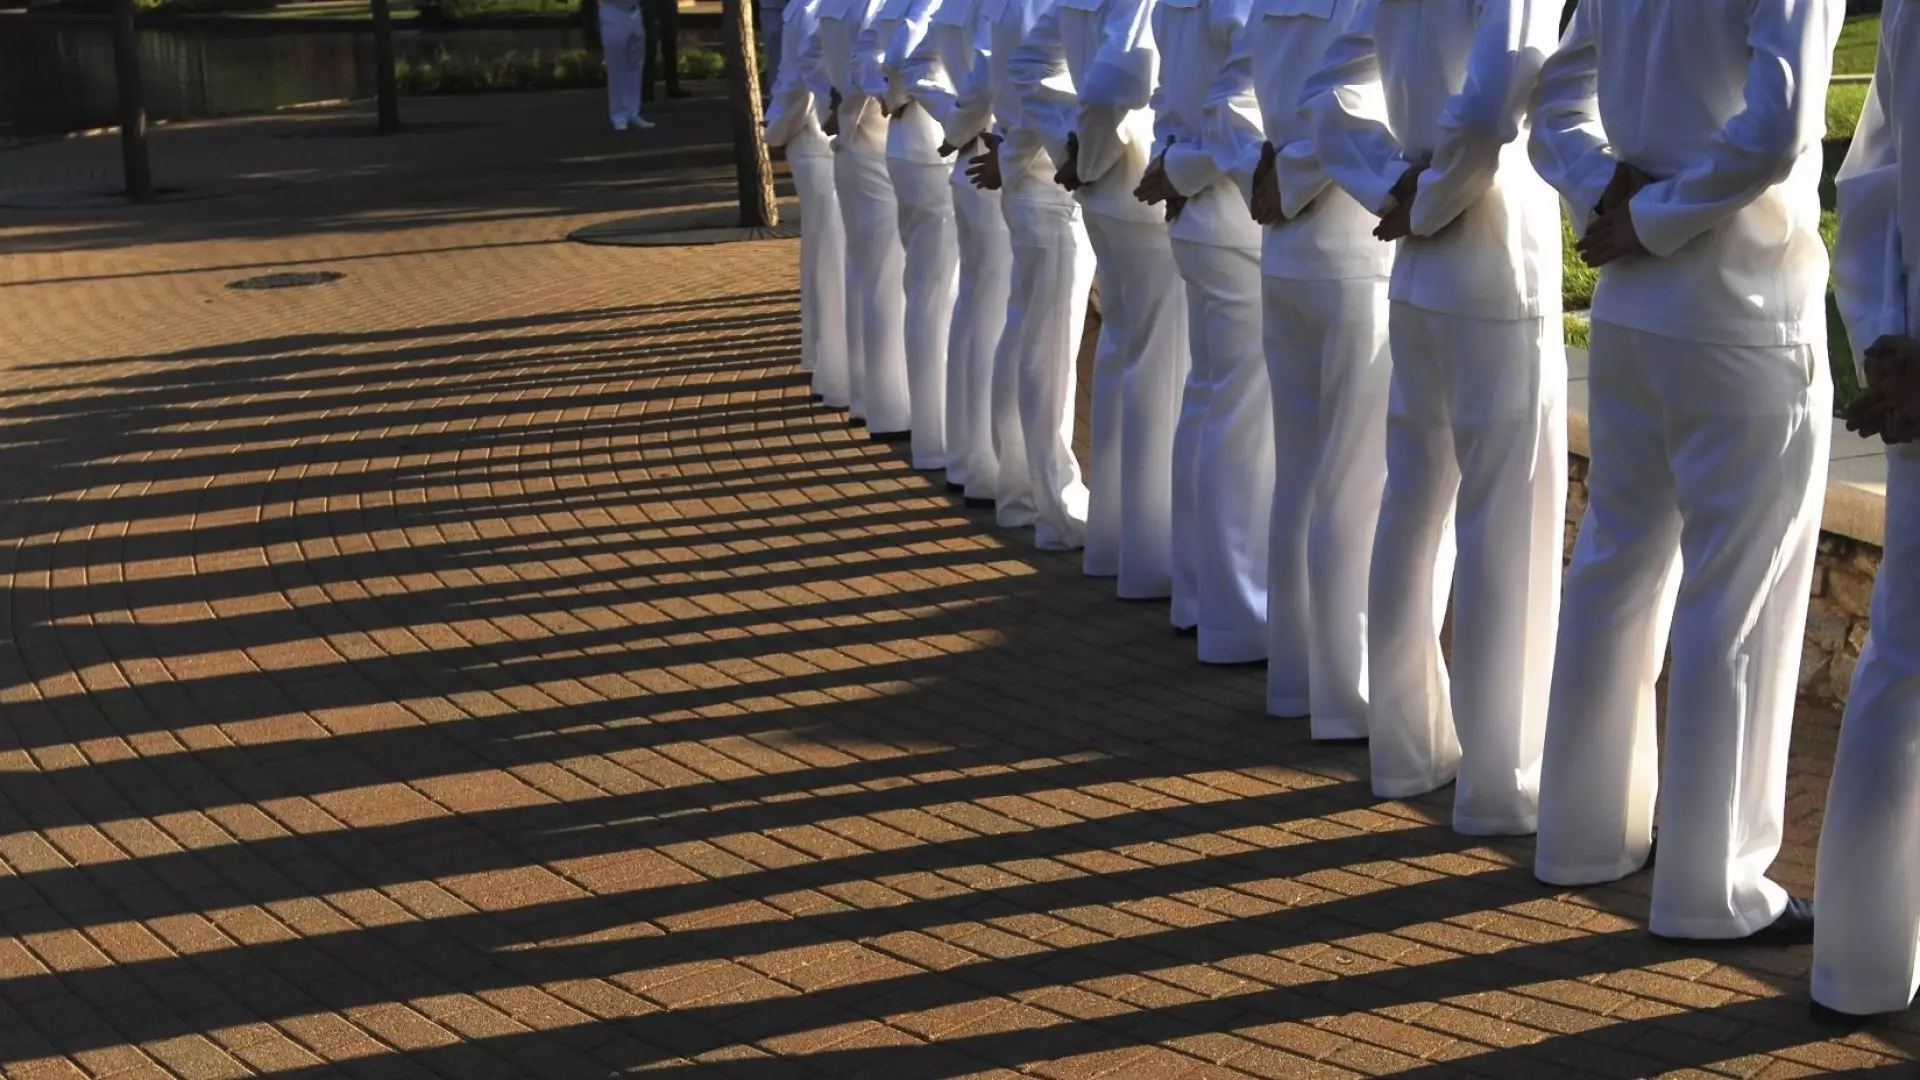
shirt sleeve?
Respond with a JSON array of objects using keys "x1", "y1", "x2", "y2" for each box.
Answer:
[
  {"x1": 883, "y1": 0, "x2": 941, "y2": 112},
  {"x1": 1077, "y1": 0, "x2": 1158, "y2": 183},
  {"x1": 798, "y1": 11, "x2": 836, "y2": 126},
  {"x1": 1161, "y1": 0, "x2": 1250, "y2": 196},
  {"x1": 1834, "y1": 58, "x2": 1908, "y2": 378},
  {"x1": 854, "y1": 12, "x2": 894, "y2": 100},
  {"x1": 764, "y1": 2, "x2": 817, "y2": 146},
  {"x1": 1007, "y1": 1, "x2": 1081, "y2": 169},
  {"x1": 901, "y1": 2, "x2": 959, "y2": 124},
  {"x1": 1300, "y1": 0, "x2": 1408, "y2": 214},
  {"x1": 1407, "y1": 0, "x2": 1555, "y2": 236},
  {"x1": 1526, "y1": 0, "x2": 1615, "y2": 235},
  {"x1": 1627, "y1": 0, "x2": 1840, "y2": 258},
  {"x1": 1204, "y1": 18, "x2": 1263, "y2": 206}
]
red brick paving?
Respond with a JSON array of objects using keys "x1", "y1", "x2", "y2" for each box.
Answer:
[{"x1": 0, "y1": 88, "x2": 1911, "y2": 1078}]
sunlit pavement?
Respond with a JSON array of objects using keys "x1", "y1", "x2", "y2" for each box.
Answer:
[{"x1": 0, "y1": 89, "x2": 1912, "y2": 1079}]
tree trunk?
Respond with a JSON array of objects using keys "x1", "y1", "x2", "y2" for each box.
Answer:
[
  {"x1": 112, "y1": 0, "x2": 153, "y2": 203},
  {"x1": 371, "y1": 0, "x2": 401, "y2": 134},
  {"x1": 720, "y1": 0, "x2": 778, "y2": 227}
]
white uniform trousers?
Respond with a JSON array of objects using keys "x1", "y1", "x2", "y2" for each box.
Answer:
[
  {"x1": 1369, "y1": 303, "x2": 1566, "y2": 835},
  {"x1": 1170, "y1": 283, "x2": 1211, "y2": 632},
  {"x1": 1265, "y1": 275, "x2": 1391, "y2": 731},
  {"x1": 949, "y1": 168, "x2": 1012, "y2": 498},
  {"x1": 599, "y1": 2, "x2": 647, "y2": 130},
  {"x1": 993, "y1": 185, "x2": 1095, "y2": 536},
  {"x1": 789, "y1": 127, "x2": 850, "y2": 408},
  {"x1": 1536, "y1": 321, "x2": 1828, "y2": 938},
  {"x1": 1082, "y1": 214, "x2": 1187, "y2": 597},
  {"x1": 890, "y1": 156, "x2": 960, "y2": 469},
  {"x1": 1815, "y1": 444, "x2": 1920, "y2": 1015},
  {"x1": 1173, "y1": 237, "x2": 1271, "y2": 663},
  {"x1": 832, "y1": 147, "x2": 912, "y2": 435}
]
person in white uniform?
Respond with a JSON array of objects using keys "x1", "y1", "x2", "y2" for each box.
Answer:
[
  {"x1": 902, "y1": 0, "x2": 1017, "y2": 505},
  {"x1": 1303, "y1": 0, "x2": 1566, "y2": 835},
  {"x1": 862, "y1": 0, "x2": 962, "y2": 470},
  {"x1": 970, "y1": 0, "x2": 1098, "y2": 536},
  {"x1": 1819, "y1": 0, "x2": 1920, "y2": 1018},
  {"x1": 806, "y1": 0, "x2": 915, "y2": 439},
  {"x1": 600, "y1": 0, "x2": 657, "y2": 131},
  {"x1": 1138, "y1": 0, "x2": 1269, "y2": 664},
  {"x1": 1531, "y1": 0, "x2": 1839, "y2": 942},
  {"x1": 1011, "y1": 0, "x2": 1189, "y2": 579},
  {"x1": 1211, "y1": 0, "x2": 1394, "y2": 730},
  {"x1": 765, "y1": 0, "x2": 853, "y2": 411}
]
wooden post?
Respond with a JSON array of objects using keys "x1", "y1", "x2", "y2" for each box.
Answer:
[
  {"x1": 111, "y1": 0, "x2": 153, "y2": 203},
  {"x1": 720, "y1": 0, "x2": 778, "y2": 227},
  {"x1": 371, "y1": 0, "x2": 401, "y2": 134}
]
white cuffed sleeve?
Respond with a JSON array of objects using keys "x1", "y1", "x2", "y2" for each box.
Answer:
[
  {"x1": 1526, "y1": 0, "x2": 1616, "y2": 235},
  {"x1": 1076, "y1": 0, "x2": 1157, "y2": 183},
  {"x1": 1834, "y1": 60, "x2": 1909, "y2": 378},
  {"x1": 1300, "y1": 0, "x2": 1408, "y2": 214},
  {"x1": 1626, "y1": 0, "x2": 1839, "y2": 258},
  {"x1": 1408, "y1": 0, "x2": 1555, "y2": 237},
  {"x1": 1007, "y1": 1, "x2": 1080, "y2": 169},
  {"x1": 764, "y1": 1, "x2": 818, "y2": 146},
  {"x1": 1205, "y1": 26, "x2": 1263, "y2": 205}
]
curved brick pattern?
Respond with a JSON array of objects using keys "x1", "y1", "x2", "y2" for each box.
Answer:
[{"x1": 0, "y1": 90, "x2": 1912, "y2": 1080}]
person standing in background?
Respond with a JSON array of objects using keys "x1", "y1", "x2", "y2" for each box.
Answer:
[
  {"x1": 1530, "y1": 0, "x2": 1839, "y2": 943},
  {"x1": 972, "y1": 0, "x2": 1098, "y2": 540},
  {"x1": 600, "y1": 0, "x2": 656, "y2": 130},
  {"x1": 1010, "y1": 0, "x2": 1188, "y2": 585},
  {"x1": 1212, "y1": 0, "x2": 1394, "y2": 734},
  {"x1": 643, "y1": 0, "x2": 691, "y2": 102},
  {"x1": 806, "y1": 0, "x2": 916, "y2": 440},
  {"x1": 862, "y1": 0, "x2": 963, "y2": 472},
  {"x1": 1817, "y1": 0, "x2": 1920, "y2": 1023},
  {"x1": 1139, "y1": 0, "x2": 1271, "y2": 666},
  {"x1": 765, "y1": 0, "x2": 852, "y2": 409},
  {"x1": 1303, "y1": 0, "x2": 1566, "y2": 836},
  {"x1": 903, "y1": 0, "x2": 1016, "y2": 506}
]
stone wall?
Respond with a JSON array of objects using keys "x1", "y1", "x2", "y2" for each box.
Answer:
[{"x1": 1562, "y1": 453, "x2": 1878, "y2": 710}]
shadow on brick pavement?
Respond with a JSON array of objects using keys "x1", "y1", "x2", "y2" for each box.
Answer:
[{"x1": 0, "y1": 86, "x2": 1911, "y2": 1079}]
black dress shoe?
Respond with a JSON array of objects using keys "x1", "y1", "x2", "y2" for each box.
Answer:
[
  {"x1": 870, "y1": 429, "x2": 911, "y2": 444},
  {"x1": 1810, "y1": 1000, "x2": 1892, "y2": 1030},
  {"x1": 1654, "y1": 896, "x2": 1814, "y2": 947},
  {"x1": 945, "y1": 482, "x2": 965, "y2": 494},
  {"x1": 963, "y1": 497, "x2": 995, "y2": 510},
  {"x1": 810, "y1": 392, "x2": 825, "y2": 403},
  {"x1": 1173, "y1": 625, "x2": 1198, "y2": 639}
]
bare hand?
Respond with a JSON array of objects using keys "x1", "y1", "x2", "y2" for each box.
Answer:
[
  {"x1": 1577, "y1": 204, "x2": 1650, "y2": 267},
  {"x1": 1055, "y1": 132, "x2": 1083, "y2": 192},
  {"x1": 1249, "y1": 140, "x2": 1285, "y2": 225},
  {"x1": 1134, "y1": 153, "x2": 1178, "y2": 206},
  {"x1": 823, "y1": 88, "x2": 842, "y2": 137},
  {"x1": 1164, "y1": 192, "x2": 1188, "y2": 223},
  {"x1": 1372, "y1": 160, "x2": 1427, "y2": 242},
  {"x1": 1597, "y1": 160, "x2": 1655, "y2": 218},
  {"x1": 967, "y1": 132, "x2": 1003, "y2": 190}
]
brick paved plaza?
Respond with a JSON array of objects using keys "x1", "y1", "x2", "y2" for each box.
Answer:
[{"x1": 0, "y1": 88, "x2": 1912, "y2": 1079}]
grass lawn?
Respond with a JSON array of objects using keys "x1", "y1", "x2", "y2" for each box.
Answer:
[{"x1": 1836, "y1": 13, "x2": 1882, "y2": 76}]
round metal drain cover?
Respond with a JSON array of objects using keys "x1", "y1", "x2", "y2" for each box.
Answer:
[{"x1": 228, "y1": 271, "x2": 345, "y2": 291}]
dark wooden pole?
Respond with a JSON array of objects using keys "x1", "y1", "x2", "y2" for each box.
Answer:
[
  {"x1": 371, "y1": 0, "x2": 401, "y2": 134},
  {"x1": 111, "y1": 0, "x2": 153, "y2": 203},
  {"x1": 720, "y1": 0, "x2": 778, "y2": 227}
]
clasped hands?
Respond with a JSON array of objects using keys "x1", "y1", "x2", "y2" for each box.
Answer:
[
  {"x1": 1132, "y1": 140, "x2": 1186, "y2": 223},
  {"x1": 1847, "y1": 336, "x2": 1920, "y2": 445},
  {"x1": 1576, "y1": 160, "x2": 1655, "y2": 267},
  {"x1": 966, "y1": 131, "x2": 1004, "y2": 190},
  {"x1": 1371, "y1": 158, "x2": 1429, "y2": 242}
]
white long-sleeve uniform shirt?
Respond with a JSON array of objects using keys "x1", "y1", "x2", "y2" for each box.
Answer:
[
  {"x1": 1209, "y1": 0, "x2": 1394, "y2": 279},
  {"x1": 857, "y1": 0, "x2": 950, "y2": 160},
  {"x1": 808, "y1": 0, "x2": 892, "y2": 156},
  {"x1": 1834, "y1": 0, "x2": 1915, "y2": 370},
  {"x1": 766, "y1": 0, "x2": 831, "y2": 148},
  {"x1": 1007, "y1": 0, "x2": 1164, "y2": 223},
  {"x1": 901, "y1": 0, "x2": 997, "y2": 153},
  {"x1": 1149, "y1": 0, "x2": 1261, "y2": 247},
  {"x1": 983, "y1": 0, "x2": 1079, "y2": 192},
  {"x1": 1302, "y1": 0, "x2": 1561, "y2": 322},
  {"x1": 1531, "y1": 0, "x2": 1841, "y2": 348}
]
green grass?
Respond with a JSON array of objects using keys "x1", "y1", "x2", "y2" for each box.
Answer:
[
  {"x1": 394, "y1": 44, "x2": 726, "y2": 94},
  {"x1": 1829, "y1": 81, "x2": 1869, "y2": 140},
  {"x1": 1835, "y1": 14, "x2": 1881, "y2": 76}
]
